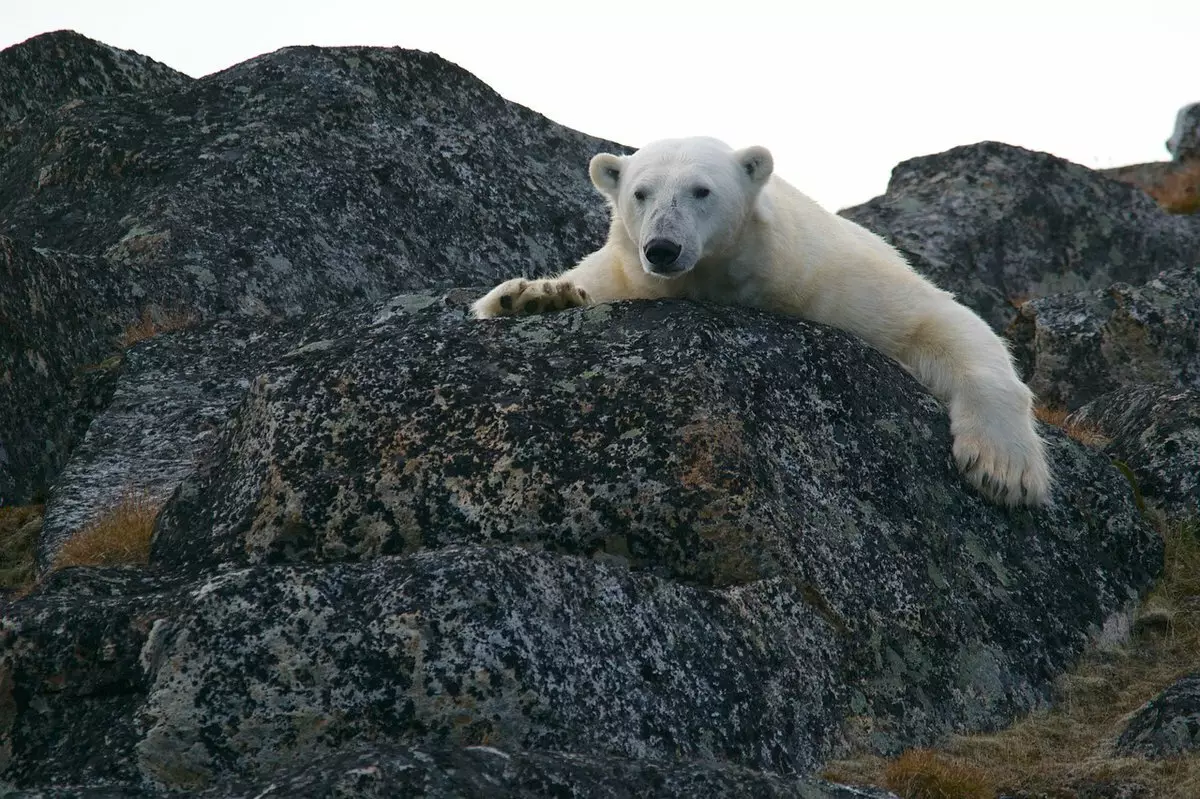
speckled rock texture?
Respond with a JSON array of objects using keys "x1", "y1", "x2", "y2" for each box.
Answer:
[
  {"x1": 1067, "y1": 385, "x2": 1200, "y2": 518},
  {"x1": 0, "y1": 236, "x2": 131, "y2": 505},
  {"x1": 0, "y1": 745, "x2": 899, "y2": 799},
  {"x1": 1, "y1": 292, "x2": 1163, "y2": 793},
  {"x1": 840, "y1": 142, "x2": 1200, "y2": 331},
  {"x1": 1116, "y1": 673, "x2": 1200, "y2": 759},
  {"x1": 0, "y1": 30, "x2": 189, "y2": 125},
  {"x1": 1009, "y1": 268, "x2": 1200, "y2": 410},
  {"x1": 35, "y1": 319, "x2": 310, "y2": 569},
  {"x1": 0, "y1": 32, "x2": 625, "y2": 321},
  {"x1": 1168, "y1": 102, "x2": 1200, "y2": 162},
  {"x1": 0, "y1": 29, "x2": 1179, "y2": 799},
  {"x1": 0, "y1": 28, "x2": 624, "y2": 507},
  {"x1": 190, "y1": 744, "x2": 901, "y2": 799},
  {"x1": 137, "y1": 295, "x2": 1156, "y2": 784}
]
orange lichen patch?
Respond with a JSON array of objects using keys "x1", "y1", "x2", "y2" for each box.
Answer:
[
  {"x1": 51, "y1": 492, "x2": 164, "y2": 570},
  {"x1": 119, "y1": 308, "x2": 199, "y2": 348},
  {"x1": 1034, "y1": 405, "x2": 1110, "y2": 448},
  {"x1": 882, "y1": 748, "x2": 994, "y2": 799}
]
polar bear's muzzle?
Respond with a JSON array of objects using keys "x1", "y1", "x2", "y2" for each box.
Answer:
[{"x1": 643, "y1": 238, "x2": 683, "y2": 273}]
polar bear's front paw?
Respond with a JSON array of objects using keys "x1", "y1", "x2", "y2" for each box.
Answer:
[
  {"x1": 472, "y1": 278, "x2": 591, "y2": 319},
  {"x1": 952, "y1": 418, "x2": 1051, "y2": 507}
]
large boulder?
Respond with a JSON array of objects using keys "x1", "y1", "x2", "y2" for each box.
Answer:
[
  {"x1": 0, "y1": 34, "x2": 626, "y2": 320},
  {"x1": 35, "y1": 318, "x2": 307, "y2": 568},
  {"x1": 1116, "y1": 673, "x2": 1200, "y2": 759},
  {"x1": 1168, "y1": 102, "x2": 1200, "y2": 162},
  {"x1": 1067, "y1": 384, "x2": 1200, "y2": 519},
  {"x1": 0, "y1": 29, "x2": 627, "y2": 508},
  {"x1": 3, "y1": 295, "x2": 1162, "y2": 792},
  {"x1": 0, "y1": 236, "x2": 131, "y2": 505},
  {"x1": 840, "y1": 142, "x2": 1200, "y2": 331},
  {"x1": 1009, "y1": 268, "x2": 1200, "y2": 410},
  {"x1": 0, "y1": 30, "x2": 189, "y2": 125}
]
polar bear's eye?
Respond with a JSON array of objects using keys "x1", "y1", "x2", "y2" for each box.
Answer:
[
  {"x1": 692, "y1": 186, "x2": 711, "y2": 199},
  {"x1": 633, "y1": 189, "x2": 647, "y2": 202}
]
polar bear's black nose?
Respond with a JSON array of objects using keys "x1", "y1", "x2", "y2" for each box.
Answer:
[{"x1": 644, "y1": 239, "x2": 681, "y2": 267}]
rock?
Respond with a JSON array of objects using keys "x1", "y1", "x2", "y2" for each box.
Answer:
[
  {"x1": 1101, "y1": 161, "x2": 1200, "y2": 215},
  {"x1": 1116, "y1": 673, "x2": 1200, "y2": 759},
  {"x1": 0, "y1": 236, "x2": 131, "y2": 506},
  {"x1": 1167, "y1": 103, "x2": 1200, "y2": 162},
  {"x1": 127, "y1": 294, "x2": 1159, "y2": 787},
  {"x1": 36, "y1": 318, "x2": 304, "y2": 568},
  {"x1": 189, "y1": 743, "x2": 901, "y2": 799},
  {"x1": 1066, "y1": 384, "x2": 1200, "y2": 518},
  {"x1": 0, "y1": 28, "x2": 628, "y2": 507},
  {"x1": 0, "y1": 568, "x2": 186, "y2": 788},
  {"x1": 840, "y1": 142, "x2": 1200, "y2": 331},
  {"x1": 1009, "y1": 268, "x2": 1200, "y2": 410},
  {"x1": 0, "y1": 30, "x2": 189, "y2": 125},
  {"x1": 0, "y1": 33, "x2": 629, "y2": 321}
]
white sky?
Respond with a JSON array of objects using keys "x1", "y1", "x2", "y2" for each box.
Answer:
[{"x1": 2, "y1": 0, "x2": 1197, "y2": 211}]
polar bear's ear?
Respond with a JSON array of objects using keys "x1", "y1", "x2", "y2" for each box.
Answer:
[
  {"x1": 735, "y1": 146, "x2": 774, "y2": 186},
  {"x1": 589, "y1": 153, "x2": 625, "y2": 199}
]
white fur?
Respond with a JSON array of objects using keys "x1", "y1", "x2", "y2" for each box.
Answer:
[{"x1": 473, "y1": 137, "x2": 1051, "y2": 507}]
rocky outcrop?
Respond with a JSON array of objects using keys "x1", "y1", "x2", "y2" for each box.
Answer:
[
  {"x1": 35, "y1": 318, "x2": 305, "y2": 568},
  {"x1": 0, "y1": 29, "x2": 1182, "y2": 799},
  {"x1": 1116, "y1": 673, "x2": 1200, "y2": 759},
  {"x1": 190, "y1": 744, "x2": 901, "y2": 799},
  {"x1": 0, "y1": 237, "x2": 131, "y2": 505},
  {"x1": 1067, "y1": 384, "x2": 1200, "y2": 518},
  {"x1": 0, "y1": 29, "x2": 626, "y2": 507},
  {"x1": 0, "y1": 30, "x2": 189, "y2": 125},
  {"x1": 0, "y1": 38, "x2": 626, "y2": 320},
  {"x1": 1009, "y1": 268, "x2": 1200, "y2": 410},
  {"x1": 1168, "y1": 103, "x2": 1200, "y2": 162},
  {"x1": 840, "y1": 142, "x2": 1200, "y2": 330}
]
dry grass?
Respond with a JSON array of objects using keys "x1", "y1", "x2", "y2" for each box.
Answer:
[
  {"x1": 1145, "y1": 161, "x2": 1200, "y2": 215},
  {"x1": 0, "y1": 504, "x2": 44, "y2": 591},
  {"x1": 1034, "y1": 405, "x2": 1111, "y2": 449},
  {"x1": 823, "y1": 516, "x2": 1200, "y2": 799},
  {"x1": 119, "y1": 307, "x2": 199, "y2": 348},
  {"x1": 883, "y1": 749, "x2": 994, "y2": 798},
  {"x1": 51, "y1": 491, "x2": 164, "y2": 571}
]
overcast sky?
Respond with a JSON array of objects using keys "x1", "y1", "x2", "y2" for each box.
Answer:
[{"x1": 2, "y1": 0, "x2": 1196, "y2": 211}]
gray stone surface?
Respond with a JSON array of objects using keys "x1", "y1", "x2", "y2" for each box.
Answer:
[
  {"x1": 1167, "y1": 102, "x2": 1200, "y2": 162},
  {"x1": 0, "y1": 30, "x2": 189, "y2": 125},
  {"x1": 1116, "y1": 673, "x2": 1200, "y2": 759},
  {"x1": 840, "y1": 142, "x2": 1200, "y2": 331},
  {"x1": 0, "y1": 27, "x2": 627, "y2": 507},
  {"x1": 1067, "y1": 384, "x2": 1200, "y2": 518},
  {"x1": 36, "y1": 319, "x2": 306, "y2": 568},
  {"x1": 0, "y1": 36, "x2": 627, "y2": 321},
  {"x1": 0, "y1": 236, "x2": 131, "y2": 505},
  {"x1": 1009, "y1": 268, "x2": 1200, "y2": 410},
  {"x1": 0, "y1": 28, "x2": 1180, "y2": 799}
]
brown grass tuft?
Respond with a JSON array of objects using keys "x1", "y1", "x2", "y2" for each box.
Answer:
[
  {"x1": 119, "y1": 307, "x2": 199, "y2": 348},
  {"x1": 823, "y1": 516, "x2": 1200, "y2": 799},
  {"x1": 883, "y1": 748, "x2": 994, "y2": 798},
  {"x1": 51, "y1": 492, "x2": 164, "y2": 571},
  {"x1": 1034, "y1": 405, "x2": 1111, "y2": 448}
]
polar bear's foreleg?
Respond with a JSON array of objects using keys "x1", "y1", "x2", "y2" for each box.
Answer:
[{"x1": 886, "y1": 299, "x2": 1050, "y2": 506}]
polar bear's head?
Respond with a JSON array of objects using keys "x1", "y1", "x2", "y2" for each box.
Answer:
[{"x1": 589, "y1": 137, "x2": 774, "y2": 278}]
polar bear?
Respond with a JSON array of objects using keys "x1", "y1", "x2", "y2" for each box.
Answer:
[{"x1": 472, "y1": 137, "x2": 1050, "y2": 507}]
